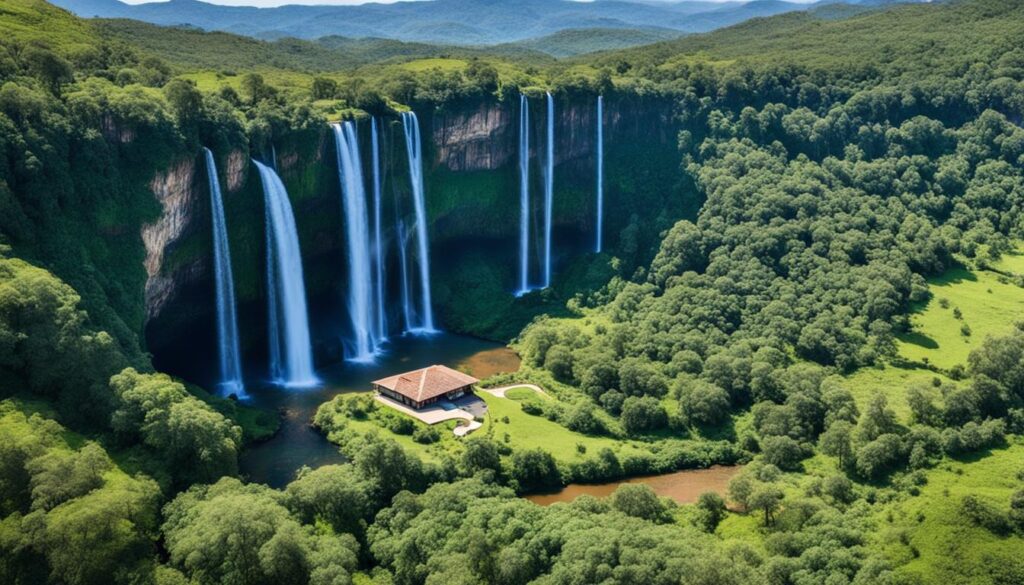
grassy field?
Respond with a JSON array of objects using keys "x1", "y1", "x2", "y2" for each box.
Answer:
[
  {"x1": 840, "y1": 365, "x2": 953, "y2": 423},
  {"x1": 875, "y1": 440, "x2": 1024, "y2": 584},
  {"x1": 478, "y1": 388, "x2": 645, "y2": 462},
  {"x1": 896, "y1": 266, "x2": 1024, "y2": 370}
]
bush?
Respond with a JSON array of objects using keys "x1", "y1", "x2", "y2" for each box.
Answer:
[
  {"x1": 384, "y1": 414, "x2": 416, "y2": 435},
  {"x1": 761, "y1": 436, "x2": 807, "y2": 471},
  {"x1": 621, "y1": 396, "x2": 668, "y2": 436},
  {"x1": 412, "y1": 425, "x2": 441, "y2": 444},
  {"x1": 610, "y1": 484, "x2": 669, "y2": 523},
  {"x1": 564, "y1": 402, "x2": 606, "y2": 435},
  {"x1": 961, "y1": 494, "x2": 1013, "y2": 535}
]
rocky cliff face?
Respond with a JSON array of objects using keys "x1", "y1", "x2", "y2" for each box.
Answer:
[
  {"x1": 432, "y1": 102, "x2": 515, "y2": 171},
  {"x1": 429, "y1": 96, "x2": 677, "y2": 172},
  {"x1": 142, "y1": 156, "x2": 204, "y2": 322}
]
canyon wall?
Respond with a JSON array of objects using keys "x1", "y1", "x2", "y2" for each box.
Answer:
[{"x1": 142, "y1": 93, "x2": 691, "y2": 379}]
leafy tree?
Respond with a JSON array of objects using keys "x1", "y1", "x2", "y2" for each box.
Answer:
[
  {"x1": 694, "y1": 492, "x2": 728, "y2": 532},
  {"x1": 25, "y1": 442, "x2": 110, "y2": 511},
  {"x1": 460, "y1": 437, "x2": 503, "y2": 477},
  {"x1": 285, "y1": 464, "x2": 371, "y2": 536},
  {"x1": 163, "y1": 478, "x2": 358, "y2": 585},
  {"x1": 109, "y1": 369, "x2": 242, "y2": 486},
  {"x1": 620, "y1": 396, "x2": 668, "y2": 435},
  {"x1": 510, "y1": 448, "x2": 561, "y2": 492},
  {"x1": 678, "y1": 378, "x2": 731, "y2": 426},
  {"x1": 819, "y1": 420, "x2": 854, "y2": 468},
  {"x1": 749, "y1": 484, "x2": 784, "y2": 526},
  {"x1": 610, "y1": 484, "x2": 669, "y2": 523},
  {"x1": 760, "y1": 435, "x2": 806, "y2": 471},
  {"x1": 310, "y1": 76, "x2": 338, "y2": 100}
]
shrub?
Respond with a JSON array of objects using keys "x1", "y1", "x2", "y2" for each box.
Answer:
[
  {"x1": 412, "y1": 425, "x2": 441, "y2": 444},
  {"x1": 620, "y1": 396, "x2": 668, "y2": 436}
]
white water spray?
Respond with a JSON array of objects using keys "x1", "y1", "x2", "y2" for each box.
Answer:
[
  {"x1": 332, "y1": 122, "x2": 380, "y2": 362},
  {"x1": 542, "y1": 92, "x2": 555, "y2": 288},
  {"x1": 256, "y1": 160, "x2": 318, "y2": 387},
  {"x1": 400, "y1": 111, "x2": 436, "y2": 333},
  {"x1": 596, "y1": 95, "x2": 604, "y2": 254},
  {"x1": 517, "y1": 94, "x2": 531, "y2": 296},
  {"x1": 204, "y1": 148, "x2": 246, "y2": 398}
]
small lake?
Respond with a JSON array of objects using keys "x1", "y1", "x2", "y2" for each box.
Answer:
[
  {"x1": 239, "y1": 333, "x2": 518, "y2": 487},
  {"x1": 526, "y1": 466, "x2": 742, "y2": 506}
]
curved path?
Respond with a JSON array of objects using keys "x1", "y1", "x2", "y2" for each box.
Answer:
[
  {"x1": 453, "y1": 420, "x2": 483, "y2": 437},
  {"x1": 481, "y1": 383, "x2": 549, "y2": 399}
]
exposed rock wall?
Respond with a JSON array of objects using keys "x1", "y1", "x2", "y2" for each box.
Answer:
[
  {"x1": 142, "y1": 156, "x2": 203, "y2": 321},
  {"x1": 432, "y1": 101, "x2": 515, "y2": 171}
]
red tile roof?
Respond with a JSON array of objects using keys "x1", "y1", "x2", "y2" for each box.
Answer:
[{"x1": 373, "y1": 365, "x2": 479, "y2": 403}]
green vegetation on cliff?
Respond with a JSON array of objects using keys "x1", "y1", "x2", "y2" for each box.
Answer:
[{"x1": 1, "y1": 1, "x2": 1024, "y2": 584}]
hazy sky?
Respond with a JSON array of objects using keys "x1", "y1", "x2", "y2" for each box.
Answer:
[{"x1": 119, "y1": 0, "x2": 817, "y2": 7}]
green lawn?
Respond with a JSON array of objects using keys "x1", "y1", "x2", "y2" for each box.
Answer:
[
  {"x1": 896, "y1": 266, "x2": 1024, "y2": 370},
  {"x1": 478, "y1": 389, "x2": 644, "y2": 463}
]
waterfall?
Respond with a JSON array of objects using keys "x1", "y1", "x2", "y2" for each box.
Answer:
[
  {"x1": 400, "y1": 111, "x2": 436, "y2": 333},
  {"x1": 270, "y1": 143, "x2": 277, "y2": 171},
  {"x1": 542, "y1": 92, "x2": 555, "y2": 289},
  {"x1": 371, "y1": 118, "x2": 387, "y2": 343},
  {"x1": 256, "y1": 160, "x2": 318, "y2": 387},
  {"x1": 204, "y1": 148, "x2": 246, "y2": 398},
  {"x1": 332, "y1": 122, "x2": 380, "y2": 362},
  {"x1": 517, "y1": 94, "x2": 531, "y2": 296},
  {"x1": 595, "y1": 95, "x2": 604, "y2": 254},
  {"x1": 396, "y1": 218, "x2": 413, "y2": 330}
]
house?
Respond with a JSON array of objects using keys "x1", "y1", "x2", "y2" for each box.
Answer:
[{"x1": 372, "y1": 365, "x2": 480, "y2": 410}]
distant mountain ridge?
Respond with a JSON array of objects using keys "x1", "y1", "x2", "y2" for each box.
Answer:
[{"x1": 50, "y1": 0, "x2": 832, "y2": 45}]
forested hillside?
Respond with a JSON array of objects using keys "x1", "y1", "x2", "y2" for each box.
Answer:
[{"x1": 1, "y1": 1, "x2": 1023, "y2": 584}]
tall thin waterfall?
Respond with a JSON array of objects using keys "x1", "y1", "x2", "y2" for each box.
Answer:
[
  {"x1": 204, "y1": 148, "x2": 245, "y2": 398},
  {"x1": 400, "y1": 111, "x2": 436, "y2": 333},
  {"x1": 256, "y1": 160, "x2": 318, "y2": 387},
  {"x1": 542, "y1": 92, "x2": 555, "y2": 288},
  {"x1": 371, "y1": 118, "x2": 387, "y2": 342},
  {"x1": 517, "y1": 94, "x2": 531, "y2": 296},
  {"x1": 595, "y1": 95, "x2": 604, "y2": 254},
  {"x1": 396, "y1": 218, "x2": 413, "y2": 330},
  {"x1": 332, "y1": 122, "x2": 380, "y2": 362}
]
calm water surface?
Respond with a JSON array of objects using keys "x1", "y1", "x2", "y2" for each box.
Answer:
[
  {"x1": 239, "y1": 333, "x2": 518, "y2": 487},
  {"x1": 526, "y1": 465, "x2": 742, "y2": 506}
]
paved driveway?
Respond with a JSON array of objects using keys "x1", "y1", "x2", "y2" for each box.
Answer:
[{"x1": 374, "y1": 394, "x2": 487, "y2": 436}]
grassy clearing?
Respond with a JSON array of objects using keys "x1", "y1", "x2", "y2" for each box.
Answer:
[
  {"x1": 839, "y1": 366, "x2": 953, "y2": 423},
  {"x1": 875, "y1": 440, "x2": 1024, "y2": 585},
  {"x1": 896, "y1": 266, "x2": 1024, "y2": 370},
  {"x1": 504, "y1": 386, "x2": 545, "y2": 401},
  {"x1": 478, "y1": 391, "x2": 645, "y2": 463}
]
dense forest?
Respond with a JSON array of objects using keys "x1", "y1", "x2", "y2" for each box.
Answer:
[{"x1": 2, "y1": 0, "x2": 1024, "y2": 584}]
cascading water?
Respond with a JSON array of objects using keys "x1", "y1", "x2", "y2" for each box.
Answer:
[
  {"x1": 396, "y1": 218, "x2": 413, "y2": 330},
  {"x1": 400, "y1": 111, "x2": 436, "y2": 333},
  {"x1": 204, "y1": 148, "x2": 246, "y2": 398},
  {"x1": 595, "y1": 95, "x2": 604, "y2": 254},
  {"x1": 332, "y1": 122, "x2": 380, "y2": 362},
  {"x1": 517, "y1": 94, "x2": 531, "y2": 296},
  {"x1": 256, "y1": 160, "x2": 319, "y2": 387},
  {"x1": 542, "y1": 92, "x2": 555, "y2": 288},
  {"x1": 371, "y1": 118, "x2": 387, "y2": 343}
]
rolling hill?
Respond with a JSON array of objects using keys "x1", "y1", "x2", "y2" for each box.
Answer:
[{"x1": 50, "y1": 0, "x2": 816, "y2": 44}]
